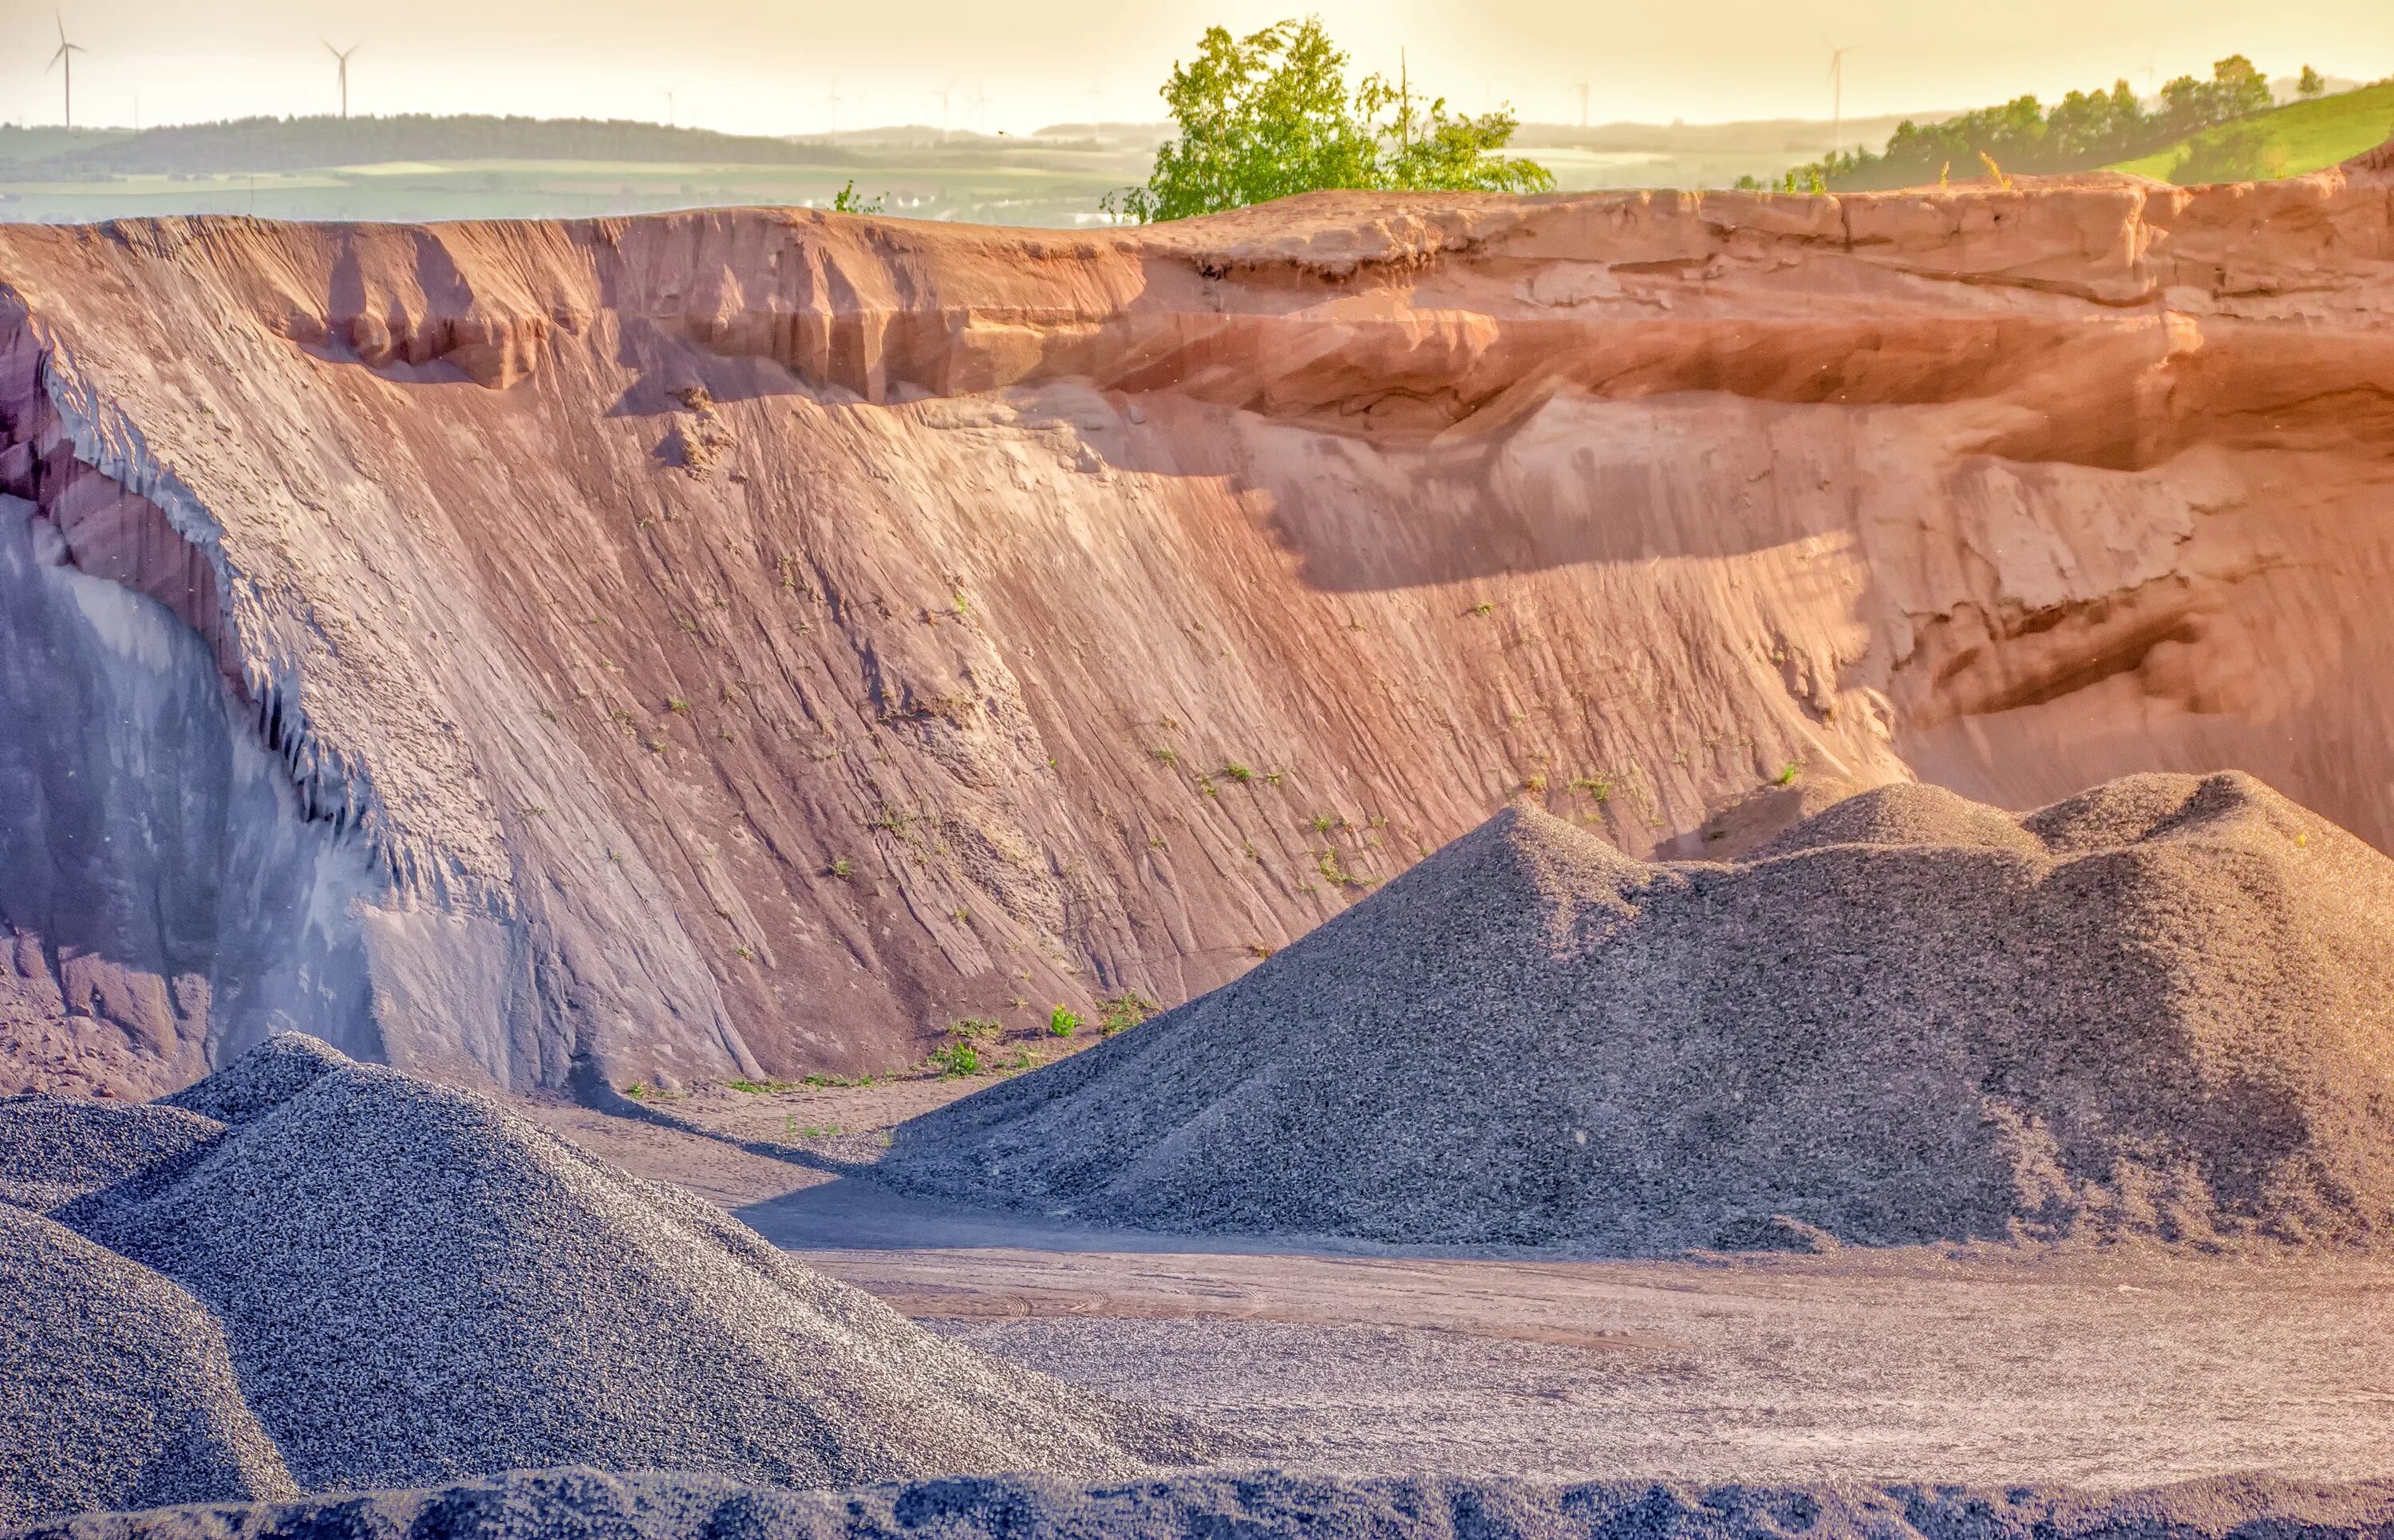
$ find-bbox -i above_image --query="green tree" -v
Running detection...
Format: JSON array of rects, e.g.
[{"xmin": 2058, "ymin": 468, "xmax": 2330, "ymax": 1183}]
[
  {"xmin": 2174, "ymin": 120, "xmax": 2287, "ymax": 184},
  {"xmin": 1106, "ymin": 17, "xmax": 1552, "ymax": 223},
  {"xmin": 2159, "ymin": 55, "xmax": 2271, "ymax": 138},
  {"xmin": 2298, "ymin": 65, "xmax": 2325, "ymax": 99}
]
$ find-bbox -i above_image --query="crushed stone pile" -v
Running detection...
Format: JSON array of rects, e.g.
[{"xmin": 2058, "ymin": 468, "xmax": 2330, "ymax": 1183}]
[
  {"xmin": 0, "ymin": 1098, "xmax": 223, "ymax": 1214},
  {"xmin": 884, "ymin": 772, "xmax": 2394, "ymax": 1252},
  {"xmin": 2, "ymin": 1038, "xmax": 1199, "ymax": 1526},
  {"xmin": 155, "ymin": 1033, "xmax": 350, "ymax": 1124},
  {"xmin": 14, "ymin": 1468, "xmax": 2394, "ymax": 1540},
  {"xmin": 0, "ymin": 1206, "xmax": 294, "ymax": 1530}
]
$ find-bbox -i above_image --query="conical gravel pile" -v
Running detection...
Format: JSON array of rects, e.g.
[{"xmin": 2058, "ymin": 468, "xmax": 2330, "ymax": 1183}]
[
  {"xmin": 884, "ymin": 772, "xmax": 2394, "ymax": 1252},
  {"xmin": 0, "ymin": 1098, "xmax": 223, "ymax": 1214},
  {"xmin": 0, "ymin": 1205, "xmax": 294, "ymax": 1528},
  {"xmin": 2, "ymin": 1037, "xmax": 1199, "ymax": 1523}
]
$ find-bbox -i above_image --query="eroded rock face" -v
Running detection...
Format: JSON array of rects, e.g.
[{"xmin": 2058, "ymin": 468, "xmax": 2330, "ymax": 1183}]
[{"xmin": 3, "ymin": 152, "xmax": 2393, "ymax": 1093}]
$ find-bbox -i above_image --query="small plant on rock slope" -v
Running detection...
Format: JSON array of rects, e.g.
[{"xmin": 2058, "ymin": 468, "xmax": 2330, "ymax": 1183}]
[
  {"xmin": 930, "ymin": 1039, "xmax": 982, "ymax": 1077},
  {"xmin": 1099, "ymin": 993, "xmax": 1156, "ymax": 1035},
  {"xmin": 1049, "ymin": 1006, "xmax": 1082, "ymax": 1038}
]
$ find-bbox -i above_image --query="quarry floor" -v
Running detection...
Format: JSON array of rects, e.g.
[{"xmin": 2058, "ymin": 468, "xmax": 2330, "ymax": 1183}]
[{"xmin": 524, "ymin": 1084, "xmax": 2394, "ymax": 1487}]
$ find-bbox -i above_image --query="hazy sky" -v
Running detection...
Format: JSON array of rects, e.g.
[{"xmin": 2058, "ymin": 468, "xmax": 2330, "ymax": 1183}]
[{"xmin": 2, "ymin": 0, "xmax": 2387, "ymax": 137}]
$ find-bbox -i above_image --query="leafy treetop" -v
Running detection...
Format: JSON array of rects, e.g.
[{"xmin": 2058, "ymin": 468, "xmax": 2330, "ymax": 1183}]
[{"xmin": 1106, "ymin": 17, "xmax": 1553, "ymax": 223}]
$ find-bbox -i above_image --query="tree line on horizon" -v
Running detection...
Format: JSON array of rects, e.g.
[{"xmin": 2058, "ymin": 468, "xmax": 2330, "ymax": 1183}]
[
  {"xmin": 1, "ymin": 114, "xmax": 879, "ymax": 178},
  {"xmin": 1758, "ymin": 55, "xmax": 2311, "ymax": 192}
]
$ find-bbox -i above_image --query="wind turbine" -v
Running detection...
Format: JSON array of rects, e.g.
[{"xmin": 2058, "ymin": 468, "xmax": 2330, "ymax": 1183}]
[
  {"xmin": 1822, "ymin": 37, "xmax": 1858, "ymax": 158},
  {"xmin": 324, "ymin": 41, "xmax": 361, "ymax": 120},
  {"xmin": 49, "ymin": 14, "xmax": 85, "ymax": 132}
]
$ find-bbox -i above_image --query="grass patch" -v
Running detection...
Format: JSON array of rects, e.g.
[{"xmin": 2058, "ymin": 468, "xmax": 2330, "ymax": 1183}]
[
  {"xmin": 929, "ymin": 1040, "xmax": 982, "ymax": 1077},
  {"xmin": 1099, "ymin": 993, "xmax": 1156, "ymax": 1034},
  {"xmin": 727, "ymin": 1077, "xmax": 804, "ymax": 1094},
  {"xmin": 2112, "ymin": 81, "xmax": 2394, "ymax": 183}
]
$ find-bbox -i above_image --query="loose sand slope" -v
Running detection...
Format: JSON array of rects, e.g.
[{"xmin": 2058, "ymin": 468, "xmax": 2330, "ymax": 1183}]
[
  {"xmin": 885, "ymin": 772, "xmax": 2394, "ymax": 1250},
  {"xmin": 0, "ymin": 1037, "xmax": 1196, "ymax": 1525},
  {"xmin": 8, "ymin": 146, "xmax": 2394, "ymax": 1095}
]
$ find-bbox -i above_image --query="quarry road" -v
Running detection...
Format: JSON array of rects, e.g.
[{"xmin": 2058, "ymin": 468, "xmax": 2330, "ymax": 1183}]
[{"xmin": 528, "ymin": 1096, "xmax": 2394, "ymax": 1488}]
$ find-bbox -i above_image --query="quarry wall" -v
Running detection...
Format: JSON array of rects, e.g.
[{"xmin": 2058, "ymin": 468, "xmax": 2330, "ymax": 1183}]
[{"xmin": 3, "ymin": 158, "xmax": 2392, "ymax": 1094}]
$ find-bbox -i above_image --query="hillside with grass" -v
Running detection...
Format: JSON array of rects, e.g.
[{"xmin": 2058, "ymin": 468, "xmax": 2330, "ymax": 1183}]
[
  {"xmin": 1775, "ymin": 57, "xmax": 2387, "ymax": 193},
  {"xmin": 2113, "ymin": 81, "xmax": 2394, "ymax": 182}
]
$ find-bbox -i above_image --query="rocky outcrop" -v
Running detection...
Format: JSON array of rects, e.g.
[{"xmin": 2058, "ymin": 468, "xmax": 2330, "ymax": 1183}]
[{"xmin": 4, "ymin": 148, "xmax": 2394, "ymax": 1094}]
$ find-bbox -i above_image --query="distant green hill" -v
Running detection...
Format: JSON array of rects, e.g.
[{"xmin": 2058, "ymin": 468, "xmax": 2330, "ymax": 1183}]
[
  {"xmin": 0, "ymin": 125, "xmax": 135, "ymax": 168},
  {"xmin": 18, "ymin": 115, "xmax": 866, "ymax": 177},
  {"xmin": 2112, "ymin": 81, "xmax": 2394, "ymax": 182}
]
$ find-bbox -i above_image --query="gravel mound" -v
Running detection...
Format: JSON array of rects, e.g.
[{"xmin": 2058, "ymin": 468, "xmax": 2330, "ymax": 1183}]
[
  {"xmin": 0, "ymin": 1099, "xmax": 224, "ymax": 1214},
  {"xmin": 0, "ymin": 1206, "xmax": 294, "ymax": 1529},
  {"xmin": 15, "ymin": 1469, "xmax": 2394, "ymax": 1540},
  {"xmin": 63, "ymin": 1040, "xmax": 1198, "ymax": 1494},
  {"xmin": 157, "ymin": 1033, "xmax": 346, "ymax": 1124},
  {"xmin": 884, "ymin": 772, "xmax": 2394, "ymax": 1251}
]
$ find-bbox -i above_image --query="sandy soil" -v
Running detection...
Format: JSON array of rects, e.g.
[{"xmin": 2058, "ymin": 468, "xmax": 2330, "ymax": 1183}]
[{"xmin": 526, "ymin": 1091, "xmax": 2394, "ymax": 1487}]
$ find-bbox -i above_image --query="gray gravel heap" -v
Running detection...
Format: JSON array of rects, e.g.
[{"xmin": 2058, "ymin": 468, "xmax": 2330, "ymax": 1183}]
[
  {"xmin": 156, "ymin": 1033, "xmax": 347, "ymax": 1124},
  {"xmin": 0, "ymin": 1206, "xmax": 294, "ymax": 1530},
  {"xmin": 59, "ymin": 1042, "xmax": 1196, "ymax": 1495},
  {"xmin": 0, "ymin": 1098, "xmax": 225, "ymax": 1214},
  {"xmin": 2, "ymin": 1038, "xmax": 1201, "ymax": 1526},
  {"xmin": 14, "ymin": 1469, "xmax": 2394, "ymax": 1540},
  {"xmin": 884, "ymin": 772, "xmax": 2394, "ymax": 1252}
]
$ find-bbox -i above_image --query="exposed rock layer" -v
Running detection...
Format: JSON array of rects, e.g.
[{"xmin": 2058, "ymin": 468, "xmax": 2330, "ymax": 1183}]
[{"xmin": 5, "ymin": 149, "xmax": 2394, "ymax": 1090}]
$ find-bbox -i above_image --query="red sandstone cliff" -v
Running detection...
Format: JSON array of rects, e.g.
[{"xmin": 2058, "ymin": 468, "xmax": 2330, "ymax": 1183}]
[{"xmin": 6, "ymin": 151, "xmax": 2394, "ymax": 1096}]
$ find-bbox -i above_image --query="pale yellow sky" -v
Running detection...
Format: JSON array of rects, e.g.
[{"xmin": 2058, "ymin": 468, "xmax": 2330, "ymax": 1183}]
[{"xmin": 2, "ymin": 0, "xmax": 2386, "ymax": 137}]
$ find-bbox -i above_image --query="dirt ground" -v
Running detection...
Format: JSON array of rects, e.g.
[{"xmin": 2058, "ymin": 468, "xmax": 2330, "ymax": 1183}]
[{"xmin": 520, "ymin": 1084, "xmax": 2394, "ymax": 1487}]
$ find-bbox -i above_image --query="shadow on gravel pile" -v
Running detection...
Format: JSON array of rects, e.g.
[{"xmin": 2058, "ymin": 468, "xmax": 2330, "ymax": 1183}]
[
  {"xmin": 14, "ymin": 1468, "xmax": 2394, "ymax": 1540},
  {"xmin": 883, "ymin": 772, "xmax": 2394, "ymax": 1252},
  {"xmin": 0, "ymin": 1038, "xmax": 1208, "ymax": 1528}
]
